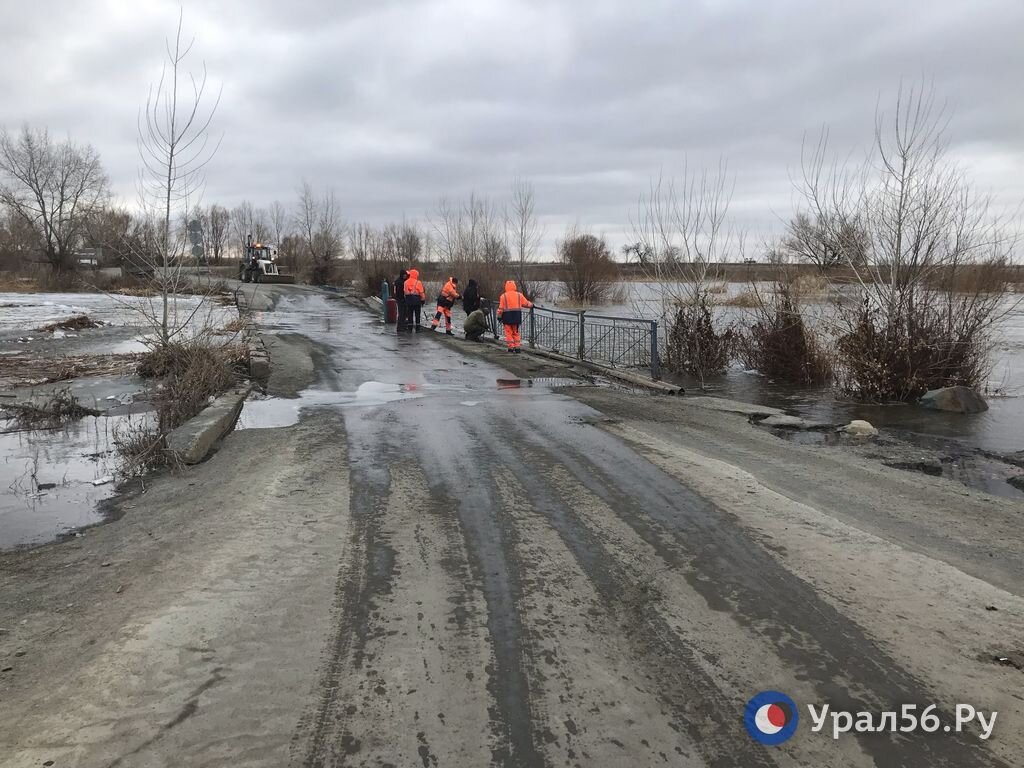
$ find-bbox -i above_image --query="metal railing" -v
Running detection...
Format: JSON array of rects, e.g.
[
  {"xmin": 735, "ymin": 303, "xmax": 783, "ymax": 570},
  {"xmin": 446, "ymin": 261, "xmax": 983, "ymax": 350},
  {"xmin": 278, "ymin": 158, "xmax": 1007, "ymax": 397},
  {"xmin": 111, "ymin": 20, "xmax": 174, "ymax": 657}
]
[{"xmin": 488, "ymin": 303, "xmax": 660, "ymax": 379}]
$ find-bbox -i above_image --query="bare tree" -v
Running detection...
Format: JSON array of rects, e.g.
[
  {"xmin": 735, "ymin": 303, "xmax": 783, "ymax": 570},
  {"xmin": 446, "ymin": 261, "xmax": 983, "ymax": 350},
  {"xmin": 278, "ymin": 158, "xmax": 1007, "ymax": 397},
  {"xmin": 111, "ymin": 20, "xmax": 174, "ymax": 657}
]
[
  {"xmin": 558, "ymin": 228, "xmax": 620, "ymax": 304},
  {"xmin": 230, "ymin": 200, "xmax": 269, "ymax": 251},
  {"xmin": 207, "ymin": 203, "xmax": 230, "ymax": 263},
  {"xmin": 133, "ymin": 11, "xmax": 222, "ymax": 349},
  {"xmin": 780, "ymin": 210, "xmax": 868, "ymax": 271},
  {"xmin": 268, "ymin": 200, "xmax": 290, "ymax": 245},
  {"xmin": 632, "ymin": 164, "xmax": 742, "ymax": 386},
  {"xmin": 0, "ymin": 205, "xmax": 39, "ymax": 270},
  {"xmin": 295, "ymin": 180, "xmax": 344, "ymax": 285},
  {"xmin": 800, "ymin": 83, "xmax": 1020, "ymax": 399},
  {"xmin": 430, "ymin": 192, "xmax": 509, "ymax": 298},
  {"xmin": 505, "ymin": 178, "xmax": 544, "ymax": 289},
  {"xmin": 0, "ymin": 126, "xmax": 109, "ymax": 272}
]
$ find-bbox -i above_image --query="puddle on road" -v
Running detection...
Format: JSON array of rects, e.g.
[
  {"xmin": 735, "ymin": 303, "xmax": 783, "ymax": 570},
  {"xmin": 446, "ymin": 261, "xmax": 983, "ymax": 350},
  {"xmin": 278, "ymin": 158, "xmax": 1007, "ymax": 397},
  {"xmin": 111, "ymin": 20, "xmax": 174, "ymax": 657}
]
[
  {"xmin": 0, "ymin": 412, "xmax": 152, "ymax": 550},
  {"xmin": 239, "ymin": 375, "xmax": 592, "ymax": 430},
  {"xmin": 239, "ymin": 382, "xmax": 424, "ymax": 429}
]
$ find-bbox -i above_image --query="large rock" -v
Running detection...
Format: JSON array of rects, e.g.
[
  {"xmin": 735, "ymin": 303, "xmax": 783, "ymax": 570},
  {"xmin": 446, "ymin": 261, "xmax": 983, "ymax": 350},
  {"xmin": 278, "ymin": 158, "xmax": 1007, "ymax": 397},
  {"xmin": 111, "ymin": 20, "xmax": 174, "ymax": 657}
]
[
  {"xmin": 839, "ymin": 419, "xmax": 878, "ymax": 438},
  {"xmin": 919, "ymin": 386, "xmax": 989, "ymax": 414}
]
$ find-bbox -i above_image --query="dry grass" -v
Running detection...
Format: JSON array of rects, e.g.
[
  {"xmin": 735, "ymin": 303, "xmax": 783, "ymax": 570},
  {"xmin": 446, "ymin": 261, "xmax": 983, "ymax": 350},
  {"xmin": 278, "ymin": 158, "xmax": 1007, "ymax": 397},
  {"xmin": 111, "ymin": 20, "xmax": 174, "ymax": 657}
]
[
  {"xmin": 115, "ymin": 339, "xmax": 245, "ymax": 474},
  {"xmin": 221, "ymin": 315, "xmax": 248, "ymax": 334},
  {"xmin": 0, "ymin": 352, "xmax": 141, "ymax": 388},
  {"xmin": 38, "ymin": 314, "xmax": 103, "ymax": 333},
  {"xmin": 3, "ymin": 388, "xmax": 101, "ymax": 431},
  {"xmin": 138, "ymin": 340, "xmax": 245, "ymax": 432},
  {"xmin": 790, "ymin": 273, "xmax": 830, "ymax": 298},
  {"xmin": 721, "ymin": 290, "xmax": 762, "ymax": 307}
]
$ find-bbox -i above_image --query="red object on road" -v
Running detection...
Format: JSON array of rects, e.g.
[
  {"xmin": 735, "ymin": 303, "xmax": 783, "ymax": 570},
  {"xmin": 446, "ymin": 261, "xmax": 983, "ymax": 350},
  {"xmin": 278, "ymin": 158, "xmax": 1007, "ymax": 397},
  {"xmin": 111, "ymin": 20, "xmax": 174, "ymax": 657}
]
[{"xmin": 385, "ymin": 297, "xmax": 398, "ymax": 324}]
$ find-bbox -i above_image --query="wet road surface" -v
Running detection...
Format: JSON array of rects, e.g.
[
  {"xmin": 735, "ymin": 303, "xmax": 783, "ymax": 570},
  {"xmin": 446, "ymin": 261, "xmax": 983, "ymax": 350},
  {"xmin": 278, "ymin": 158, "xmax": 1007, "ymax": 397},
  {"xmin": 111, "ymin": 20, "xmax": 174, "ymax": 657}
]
[
  {"xmin": 2, "ymin": 290, "xmax": 1020, "ymax": 768},
  {"xmin": 253, "ymin": 296, "xmax": 1015, "ymax": 768}
]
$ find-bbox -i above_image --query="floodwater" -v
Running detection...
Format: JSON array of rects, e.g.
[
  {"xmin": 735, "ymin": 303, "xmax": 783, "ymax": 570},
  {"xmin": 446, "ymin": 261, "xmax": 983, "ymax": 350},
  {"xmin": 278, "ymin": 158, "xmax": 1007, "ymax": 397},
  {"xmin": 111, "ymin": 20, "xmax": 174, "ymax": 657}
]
[
  {"xmin": 0, "ymin": 290, "xmax": 234, "ymax": 550},
  {"xmin": 0, "ymin": 411, "xmax": 152, "ymax": 549},
  {"xmin": 238, "ymin": 294, "xmax": 599, "ymax": 431},
  {"xmin": 0, "ymin": 291, "xmax": 237, "ymax": 335},
  {"xmin": 546, "ymin": 280, "xmax": 1024, "ymax": 456}
]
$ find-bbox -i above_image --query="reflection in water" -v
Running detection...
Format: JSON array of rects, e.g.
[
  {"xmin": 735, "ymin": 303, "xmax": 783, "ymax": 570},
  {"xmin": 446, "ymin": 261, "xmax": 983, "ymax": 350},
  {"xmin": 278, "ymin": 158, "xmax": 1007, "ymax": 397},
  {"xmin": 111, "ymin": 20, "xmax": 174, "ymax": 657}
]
[{"xmin": 0, "ymin": 413, "xmax": 152, "ymax": 550}]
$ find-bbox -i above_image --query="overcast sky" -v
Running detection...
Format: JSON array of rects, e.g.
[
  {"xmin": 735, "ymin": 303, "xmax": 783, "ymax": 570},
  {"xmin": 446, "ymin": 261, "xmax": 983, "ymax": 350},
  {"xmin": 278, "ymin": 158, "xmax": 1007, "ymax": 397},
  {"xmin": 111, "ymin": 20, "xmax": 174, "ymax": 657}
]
[{"xmin": 1, "ymin": 0, "xmax": 1022, "ymax": 255}]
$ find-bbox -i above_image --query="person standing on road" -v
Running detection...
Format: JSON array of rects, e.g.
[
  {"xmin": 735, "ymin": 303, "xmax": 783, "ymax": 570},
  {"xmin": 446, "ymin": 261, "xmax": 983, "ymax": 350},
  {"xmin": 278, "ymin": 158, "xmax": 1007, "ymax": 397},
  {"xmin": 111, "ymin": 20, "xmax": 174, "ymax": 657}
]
[
  {"xmin": 497, "ymin": 280, "xmax": 533, "ymax": 353},
  {"xmin": 462, "ymin": 278, "xmax": 481, "ymax": 315},
  {"xmin": 430, "ymin": 276, "xmax": 461, "ymax": 335},
  {"xmin": 393, "ymin": 269, "xmax": 409, "ymax": 331},
  {"xmin": 403, "ymin": 268, "xmax": 426, "ymax": 331}
]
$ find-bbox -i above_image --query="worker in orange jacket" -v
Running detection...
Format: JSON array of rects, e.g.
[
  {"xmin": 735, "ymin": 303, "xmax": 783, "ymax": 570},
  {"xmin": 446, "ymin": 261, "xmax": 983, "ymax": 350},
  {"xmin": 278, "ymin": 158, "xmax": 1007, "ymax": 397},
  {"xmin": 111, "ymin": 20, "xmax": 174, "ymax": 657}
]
[
  {"xmin": 497, "ymin": 280, "xmax": 533, "ymax": 353},
  {"xmin": 403, "ymin": 268, "xmax": 426, "ymax": 330},
  {"xmin": 430, "ymin": 276, "xmax": 461, "ymax": 335}
]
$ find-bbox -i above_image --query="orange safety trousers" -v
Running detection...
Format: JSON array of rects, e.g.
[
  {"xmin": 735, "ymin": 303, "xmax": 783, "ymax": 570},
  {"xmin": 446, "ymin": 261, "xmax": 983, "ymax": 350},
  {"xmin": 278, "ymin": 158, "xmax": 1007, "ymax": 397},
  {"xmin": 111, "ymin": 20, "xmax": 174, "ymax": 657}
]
[
  {"xmin": 504, "ymin": 323, "xmax": 522, "ymax": 349},
  {"xmin": 431, "ymin": 305, "xmax": 452, "ymax": 329}
]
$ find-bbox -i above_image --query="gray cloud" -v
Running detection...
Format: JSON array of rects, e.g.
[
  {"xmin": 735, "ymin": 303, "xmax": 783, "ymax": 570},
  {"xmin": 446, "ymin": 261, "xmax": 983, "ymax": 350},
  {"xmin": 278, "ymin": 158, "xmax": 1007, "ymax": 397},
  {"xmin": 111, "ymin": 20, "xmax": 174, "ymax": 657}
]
[{"xmin": 1, "ymin": 0, "xmax": 1021, "ymax": 253}]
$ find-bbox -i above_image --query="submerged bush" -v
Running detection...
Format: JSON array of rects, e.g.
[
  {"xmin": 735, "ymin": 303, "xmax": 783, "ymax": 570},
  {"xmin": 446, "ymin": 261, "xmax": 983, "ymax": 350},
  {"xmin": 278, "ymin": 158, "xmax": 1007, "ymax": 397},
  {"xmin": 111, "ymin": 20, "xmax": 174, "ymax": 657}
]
[
  {"xmin": 836, "ymin": 295, "xmax": 993, "ymax": 401},
  {"xmin": 664, "ymin": 292, "xmax": 735, "ymax": 386},
  {"xmin": 739, "ymin": 284, "xmax": 833, "ymax": 385}
]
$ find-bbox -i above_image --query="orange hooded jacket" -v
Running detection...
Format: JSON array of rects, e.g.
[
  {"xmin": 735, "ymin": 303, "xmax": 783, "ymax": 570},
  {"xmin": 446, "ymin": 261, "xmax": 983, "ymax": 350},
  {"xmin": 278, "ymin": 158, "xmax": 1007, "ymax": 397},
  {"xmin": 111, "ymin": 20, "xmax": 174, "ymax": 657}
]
[
  {"xmin": 437, "ymin": 277, "xmax": 460, "ymax": 308},
  {"xmin": 403, "ymin": 269, "xmax": 426, "ymax": 303},
  {"xmin": 497, "ymin": 280, "xmax": 533, "ymax": 325}
]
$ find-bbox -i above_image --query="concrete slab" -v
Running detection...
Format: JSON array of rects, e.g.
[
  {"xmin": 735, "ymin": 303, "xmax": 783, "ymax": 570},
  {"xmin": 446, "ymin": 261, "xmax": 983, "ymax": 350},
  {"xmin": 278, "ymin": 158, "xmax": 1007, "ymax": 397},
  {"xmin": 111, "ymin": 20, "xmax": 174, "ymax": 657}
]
[
  {"xmin": 167, "ymin": 387, "xmax": 250, "ymax": 464},
  {"xmin": 682, "ymin": 396, "xmax": 786, "ymax": 418}
]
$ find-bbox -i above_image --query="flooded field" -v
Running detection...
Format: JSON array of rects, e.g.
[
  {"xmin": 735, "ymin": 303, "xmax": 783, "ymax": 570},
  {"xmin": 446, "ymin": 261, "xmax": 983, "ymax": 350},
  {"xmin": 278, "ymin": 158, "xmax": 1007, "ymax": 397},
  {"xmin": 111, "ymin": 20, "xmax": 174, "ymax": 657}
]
[
  {"xmin": 1, "ymin": 290, "xmax": 236, "ymax": 549},
  {"xmin": 0, "ymin": 412, "xmax": 153, "ymax": 548}
]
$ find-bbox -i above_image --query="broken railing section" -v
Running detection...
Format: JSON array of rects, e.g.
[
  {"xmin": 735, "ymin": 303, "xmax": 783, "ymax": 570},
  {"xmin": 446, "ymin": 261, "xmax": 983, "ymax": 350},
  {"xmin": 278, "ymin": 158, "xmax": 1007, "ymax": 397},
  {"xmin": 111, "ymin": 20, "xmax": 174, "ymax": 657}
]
[{"xmin": 487, "ymin": 304, "xmax": 661, "ymax": 380}]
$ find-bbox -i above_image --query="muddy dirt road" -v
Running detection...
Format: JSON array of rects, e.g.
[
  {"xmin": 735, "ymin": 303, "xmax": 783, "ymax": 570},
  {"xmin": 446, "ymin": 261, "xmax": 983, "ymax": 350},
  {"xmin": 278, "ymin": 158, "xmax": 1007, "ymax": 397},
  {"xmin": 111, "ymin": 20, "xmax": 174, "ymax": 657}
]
[{"xmin": 2, "ymin": 289, "xmax": 1022, "ymax": 768}]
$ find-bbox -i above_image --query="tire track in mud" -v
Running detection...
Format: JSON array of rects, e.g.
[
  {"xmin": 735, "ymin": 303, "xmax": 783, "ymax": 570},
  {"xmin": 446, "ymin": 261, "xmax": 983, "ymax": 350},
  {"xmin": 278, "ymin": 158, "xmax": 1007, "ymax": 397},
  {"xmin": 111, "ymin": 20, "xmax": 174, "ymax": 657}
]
[
  {"xmin": 513, "ymin": 412, "xmax": 1009, "ymax": 768},
  {"xmin": 471, "ymin": 413, "xmax": 778, "ymax": 768},
  {"xmin": 412, "ymin": 405, "xmax": 550, "ymax": 768},
  {"xmin": 297, "ymin": 406, "xmax": 500, "ymax": 767},
  {"xmin": 295, "ymin": 412, "xmax": 384, "ymax": 768},
  {"xmin": 489, "ymin": 467, "xmax": 711, "ymax": 766}
]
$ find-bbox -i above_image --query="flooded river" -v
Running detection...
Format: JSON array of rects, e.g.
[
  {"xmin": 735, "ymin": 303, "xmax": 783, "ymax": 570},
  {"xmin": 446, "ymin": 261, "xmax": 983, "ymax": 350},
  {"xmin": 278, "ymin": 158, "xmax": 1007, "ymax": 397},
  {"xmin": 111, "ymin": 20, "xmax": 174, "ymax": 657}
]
[{"xmin": 549, "ymin": 281, "xmax": 1024, "ymax": 456}]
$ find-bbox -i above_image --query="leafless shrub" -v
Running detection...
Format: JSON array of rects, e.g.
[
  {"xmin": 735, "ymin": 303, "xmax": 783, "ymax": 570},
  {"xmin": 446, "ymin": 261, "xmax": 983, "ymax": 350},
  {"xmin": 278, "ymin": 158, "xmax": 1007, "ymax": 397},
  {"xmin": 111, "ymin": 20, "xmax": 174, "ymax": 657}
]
[
  {"xmin": 113, "ymin": 419, "xmax": 174, "ymax": 475},
  {"xmin": 557, "ymin": 229, "xmax": 621, "ymax": 304},
  {"xmin": 738, "ymin": 283, "xmax": 834, "ymax": 385},
  {"xmin": 664, "ymin": 294, "xmax": 736, "ymax": 385},
  {"xmin": 138, "ymin": 340, "xmax": 241, "ymax": 430},
  {"xmin": 116, "ymin": 339, "xmax": 241, "ymax": 474}
]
